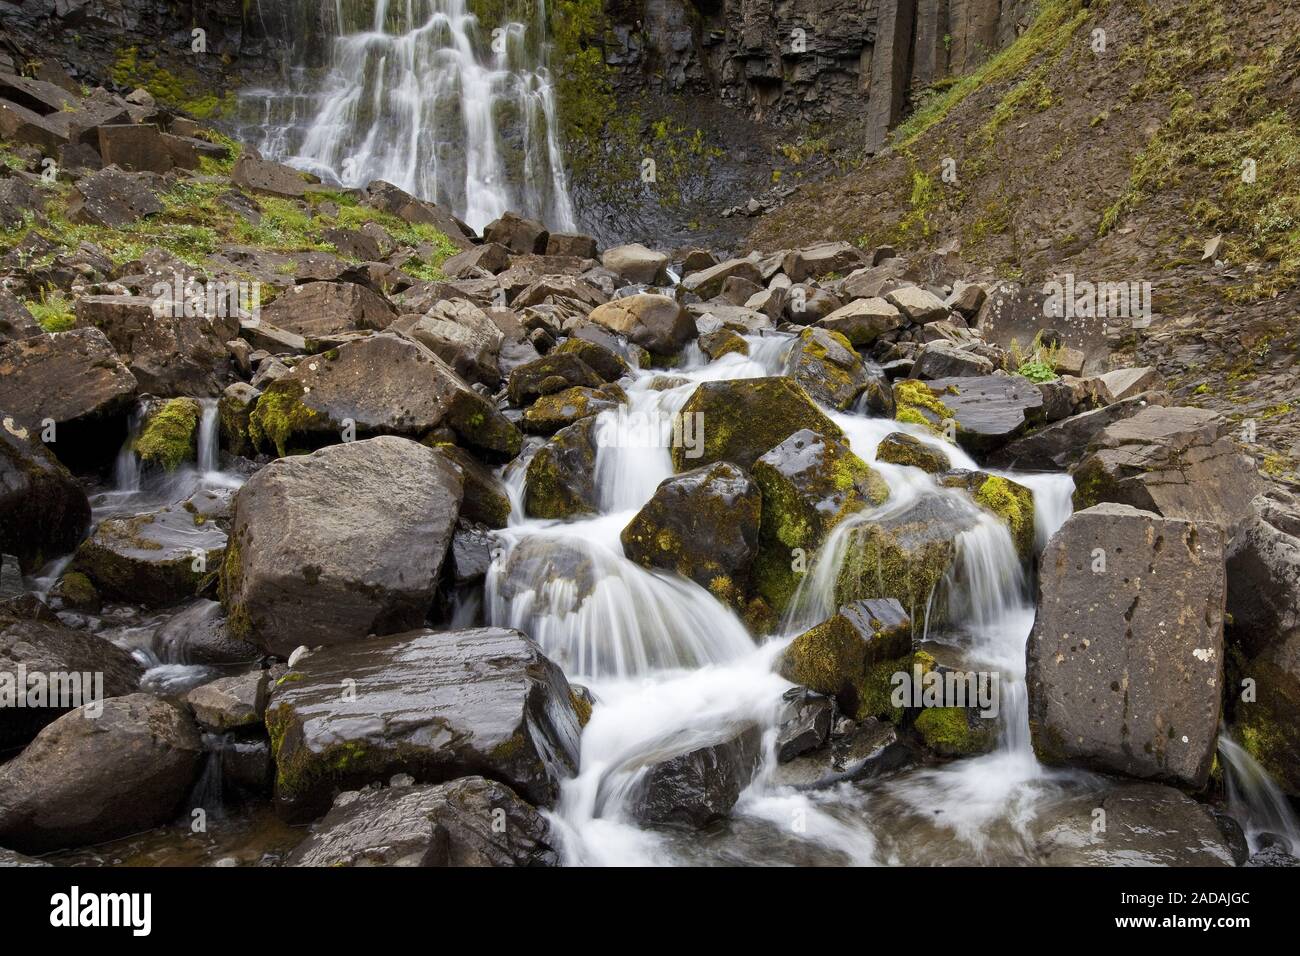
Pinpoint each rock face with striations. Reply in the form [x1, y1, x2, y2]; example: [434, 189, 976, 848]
[265, 627, 582, 819]
[1027, 503, 1225, 788]
[219, 437, 463, 656]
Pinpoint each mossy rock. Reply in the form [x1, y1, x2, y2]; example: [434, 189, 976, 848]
[1235, 642, 1300, 797]
[892, 379, 958, 437]
[134, 398, 201, 473]
[699, 328, 749, 361]
[782, 327, 869, 410]
[49, 570, 100, 613]
[434, 444, 513, 529]
[218, 383, 260, 459]
[876, 431, 951, 474]
[914, 706, 998, 757]
[940, 470, 1036, 562]
[522, 385, 619, 435]
[523, 417, 600, 519]
[248, 378, 327, 458]
[671, 376, 845, 471]
[553, 336, 630, 381]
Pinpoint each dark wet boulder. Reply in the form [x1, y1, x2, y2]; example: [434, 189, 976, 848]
[390, 299, 504, 387]
[507, 352, 605, 405]
[671, 377, 844, 472]
[834, 494, 977, 628]
[1034, 783, 1235, 866]
[586, 293, 696, 356]
[775, 687, 836, 762]
[187, 671, 268, 732]
[436, 444, 512, 529]
[699, 328, 749, 361]
[779, 599, 912, 719]
[621, 461, 761, 605]
[218, 382, 260, 458]
[220, 437, 462, 656]
[815, 297, 903, 346]
[265, 627, 581, 819]
[155, 599, 259, 666]
[1071, 405, 1261, 527]
[522, 385, 621, 435]
[986, 392, 1169, 471]
[631, 725, 763, 829]
[0, 327, 137, 469]
[71, 501, 227, 607]
[875, 431, 950, 474]
[1027, 503, 1224, 788]
[783, 327, 869, 410]
[287, 777, 559, 867]
[0, 425, 90, 573]
[0, 608, 142, 749]
[257, 280, 397, 338]
[893, 375, 1045, 452]
[524, 417, 600, 519]
[0, 694, 203, 853]
[249, 334, 520, 460]
[0, 847, 49, 867]
[751, 429, 889, 612]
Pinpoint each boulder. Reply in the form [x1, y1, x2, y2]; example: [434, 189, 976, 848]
[219, 437, 462, 655]
[249, 334, 520, 459]
[621, 461, 761, 604]
[699, 328, 749, 361]
[231, 151, 309, 198]
[1234, 631, 1300, 796]
[671, 377, 844, 471]
[257, 281, 396, 339]
[364, 181, 474, 248]
[779, 599, 912, 719]
[390, 299, 503, 386]
[186, 671, 268, 732]
[775, 687, 836, 762]
[1071, 405, 1261, 527]
[132, 397, 200, 472]
[1225, 491, 1300, 659]
[218, 382, 260, 458]
[522, 385, 620, 435]
[155, 599, 259, 666]
[875, 431, 950, 474]
[680, 257, 763, 300]
[0, 178, 44, 230]
[783, 327, 869, 410]
[1091, 367, 1163, 404]
[886, 286, 950, 324]
[0, 288, 41, 343]
[265, 627, 581, 818]
[630, 725, 763, 829]
[483, 212, 548, 255]
[96, 123, 174, 173]
[65, 167, 163, 227]
[815, 297, 904, 346]
[892, 375, 1045, 452]
[782, 242, 867, 282]
[0, 425, 90, 573]
[523, 417, 600, 519]
[1026, 503, 1225, 788]
[442, 242, 511, 277]
[437, 445, 512, 529]
[601, 243, 669, 284]
[939, 470, 1036, 562]
[546, 232, 598, 259]
[0, 694, 203, 853]
[507, 352, 605, 405]
[784, 286, 844, 325]
[771, 717, 909, 790]
[586, 294, 695, 356]
[911, 341, 995, 379]
[287, 777, 559, 867]
[986, 392, 1169, 471]
[0, 608, 142, 749]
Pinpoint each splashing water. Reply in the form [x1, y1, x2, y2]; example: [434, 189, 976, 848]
[1219, 734, 1300, 855]
[239, 0, 575, 231]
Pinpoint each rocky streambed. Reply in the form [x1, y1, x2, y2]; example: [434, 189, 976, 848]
[1, 78, 1299, 867]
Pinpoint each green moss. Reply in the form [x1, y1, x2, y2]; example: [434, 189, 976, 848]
[569, 689, 593, 728]
[973, 475, 1036, 561]
[248, 380, 326, 458]
[51, 570, 98, 610]
[893, 380, 956, 436]
[110, 46, 236, 119]
[875, 432, 950, 473]
[835, 523, 955, 629]
[914, 707, 995, 756]
[134, 398, 201, 472]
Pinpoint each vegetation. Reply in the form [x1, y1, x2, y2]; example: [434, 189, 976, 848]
[25, 289, 76, 332]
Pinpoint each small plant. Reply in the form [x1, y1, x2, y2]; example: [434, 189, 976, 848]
[26, 289, 76, 332]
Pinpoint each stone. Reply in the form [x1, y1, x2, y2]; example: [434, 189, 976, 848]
[771, 718, 910, 790]
[484, 211, 548, 254]
[775, 687, 836, 762]
[218, 382, 260, 458]
[0, 288, 41, 343]
[699, 328, 750, 361]
[885, 286, 951, 323]
[679, 256, 763, 300]
[782, 242, 867, 282]
[65, 167, 163, 227]
[1027, 503, 1225, 788]
[586, 293, 696, 356]
[364, 181, 473, 248]
[815, 296, 903, 345]
[231, 151, 309, 198]
[940, 471, 1036, 562]
[0, 694, 203, 853]
[875, 431, 951, 474]
[631, 725, 763, 829]
[946, 281, 987, 317]
[986, 392, 1169, 471]
[1235, 631, 1300, 796]
[601, 242, 669, 284]
[552, 336, 629, 381]
[95, 123, 174, 173]
[257, 281, 396, 338]
[442, 242, 511, 277]
[133, 397, 200, 473]
[187, 671, 268, 732]
[783, 327, 869, 410]
[0, 425, 90, 573]
[621, 461, 761, 604]
[219, 437, 462, 656]
[155, 599, 260, 666]
[390, 299, 504, 386]
[911, 341, 996, 379]
[507, 352, 604, 405]
[265, 627, 581, 818]
[1092, 366, 1163, 404]
[546, 232, 598, 259]
[437, 445, 512, 529]
[287, 777, 559, 867]
[1225, 491, 1300, 659]
[893, 375, 1045, 452]
[524, 417, 599, 519]
[522, 386, 620, 435]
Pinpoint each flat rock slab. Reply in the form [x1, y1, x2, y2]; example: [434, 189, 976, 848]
[921, 375, 1046, 451]
[265, 627, 581, 819]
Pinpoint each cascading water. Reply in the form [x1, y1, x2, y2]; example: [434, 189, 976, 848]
[239, 0, 575, 231]
[1219, 735, 1300, 855]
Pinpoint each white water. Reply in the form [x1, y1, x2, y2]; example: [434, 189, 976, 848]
[239, 0, 575, 232]
[481, 333, 1097, 865]
[1219, 735, 1300, 855]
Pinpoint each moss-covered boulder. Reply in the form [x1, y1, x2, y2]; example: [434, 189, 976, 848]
[218, 382, 259, 458]
[940, 470, 1036, 562]
[434, 444, 512, 529]
[875, 431, 950, 474]
[699, 328, 749, 361]
[1234, 633, 1300, 797]
[778, 599, 912, 719]
[552, 336, 630, 381]
[48, 570, 100, 613]
[782, 327, 869, 410]
[671, 376, 845, 472]
[621, 461, 761, 605]
[751, 428, 889, 613]
[522, 385, 621, 435]
[892, 379, 958, 437]
[914, 706, 998, 757]
[134, 397, 200, 473]
[895, 375, 1046, 453]
[507, 352, 605, 406]
[834, 495, 977, 628]
[523, 417, 600, 519]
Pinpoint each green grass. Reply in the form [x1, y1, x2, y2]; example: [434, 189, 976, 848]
[25, 289, 76, 332]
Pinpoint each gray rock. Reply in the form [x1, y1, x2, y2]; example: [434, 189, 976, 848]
[1226, 491, 1300, 658]
[483, 211, 548, 255]
[899, 374, 1046, 452]
[65, 167, 163, 227]
[986, 392, 1169, 471]
[631, 725, 763, 829]
[187, 671, 268, 731]
[911, 341, 995, 379]
[815, 297, 903, 345]
[231, 151, 309, 198]
[776, 687, 835, 762]
[680, 256, 763, 300]
[257, 280, 396, 338]
[390, 299, 504, 387]
[0, 425, 90, 573]
[154, 599, 259, 665]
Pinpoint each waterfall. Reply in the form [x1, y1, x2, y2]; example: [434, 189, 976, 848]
[197, 399, 220, 475]
[239, 0, 575, 232]
[1219, 734, 1300, 855]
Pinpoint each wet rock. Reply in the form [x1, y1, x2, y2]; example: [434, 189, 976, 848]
[911, 341, 995, 379]
[449, 521, 498, 585]
[0, 607, 142, 749]
[1027, 503, 1224, 788]
[779, 599, 912, 719]
[437, 445, 512, 529]
[265, 627, 581, 819]
[671, 377, 844, 472]
[220, 437, 462, 656]
[939, 470, 1036, 562]
[218, 382, 260, 458]
[913, 705, 998, 757]
[586, 293, 695, 356]
[287, 776, 559, 867]
[775, 687, 836, 762]
[783, 327, 869, 410]
[250, 334, 520, 459]
[484, 211, 548, 254]
[522, 385, 620, 435]
[257, 281, 396, 338]
[523, 417, 600, 519]
[0, 694, 203, 853]
[65, 167, 162, 227]
[631, 725, 763, 829]
[187, 671, 268, 732]
[875, 431, 950, 474]
[986, 392, 1169, 471]
[155, 599, 259, 666]
[621, 461, 761, 604]
[1034, 783, 1234, 866]
[757, 429, 888, 596]
[552, 335, 631, 381]
[231, 151, 310, 198]
[680, 257, 763, 300]
[495, 537, 599, 610]
[390, 299, 503, 386]
[1234, 631, 1300, 797]
[507, 351, 605, 405]
[71, 501, 226, 607]
[815, 297, 904, 346]
[0, 425, 90, 573]
[784, 286, 844, 325]
[893, 375, 1045, 452]
[133, 397, 200, 473]
[699, 328, 750, 361]
[1072, 405, 1261, 527]
[0, 327, 137, 468]
[0, 847, 50, 867]
[771, 718, 910, 790]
